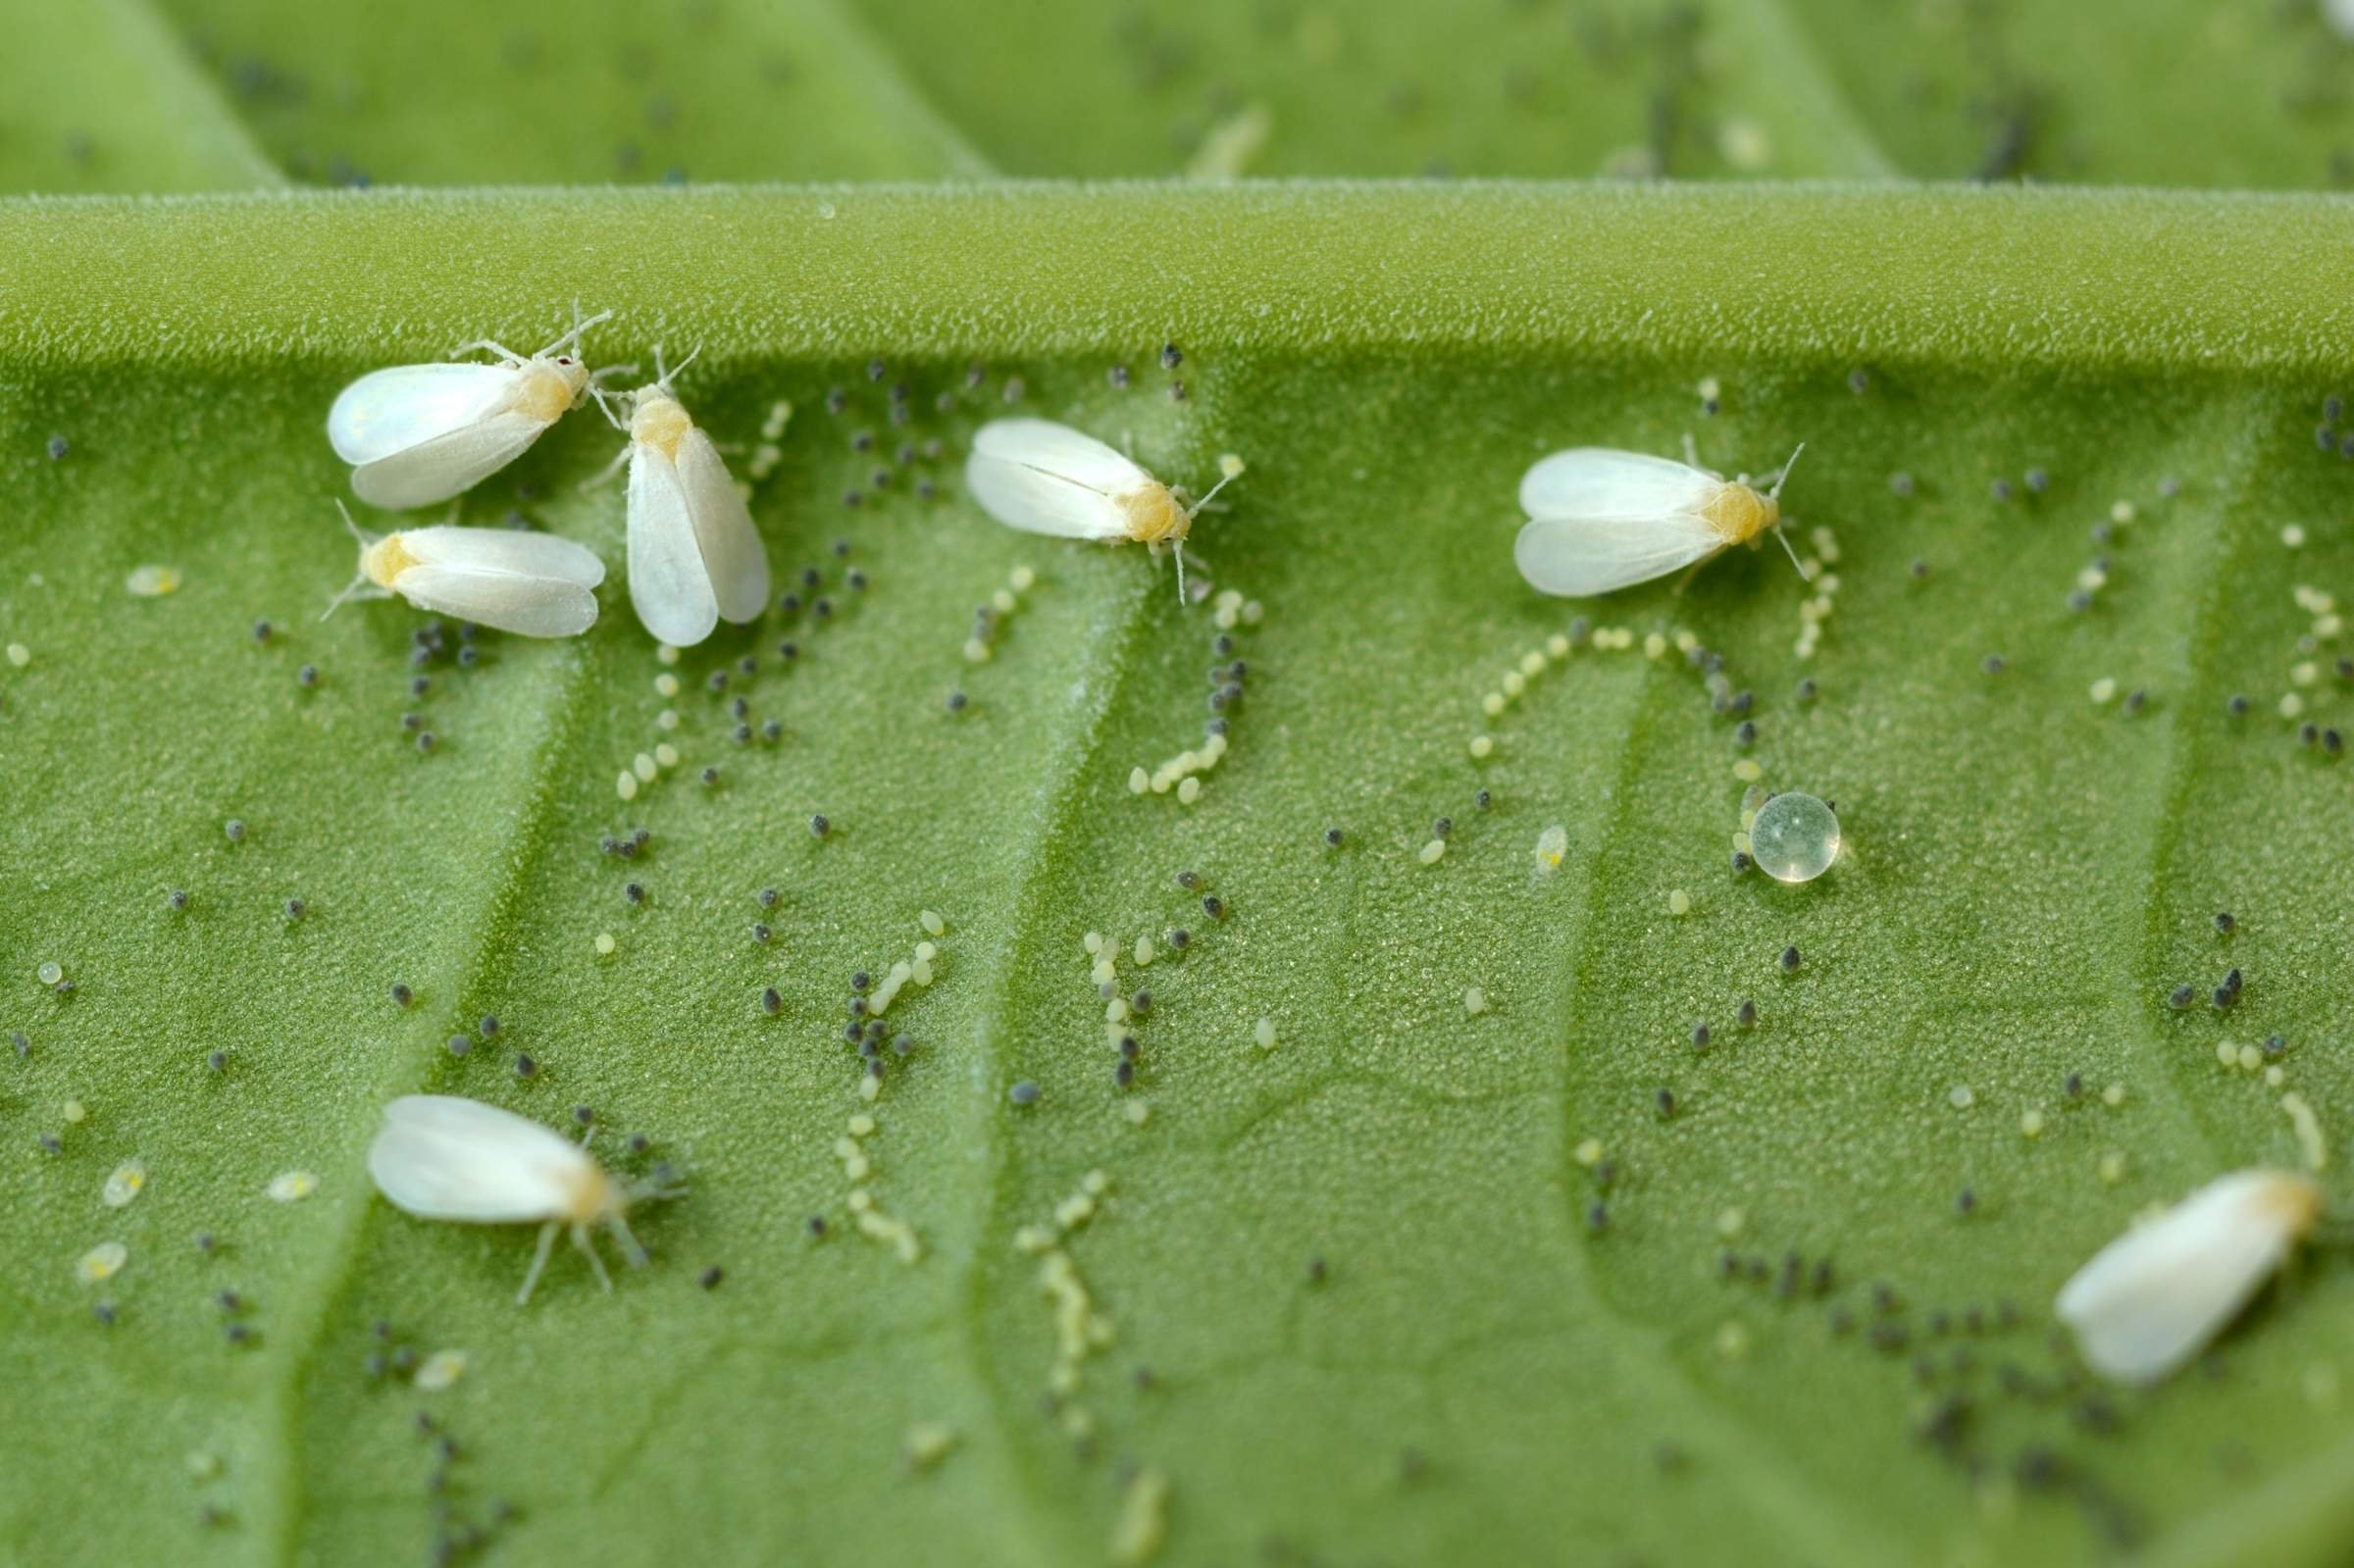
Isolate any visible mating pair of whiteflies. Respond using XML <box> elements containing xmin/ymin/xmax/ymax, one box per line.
<box><xmin>325</xmin><ymin>309</ymin><xmax>767</xmax><ymax>647</ymax></box>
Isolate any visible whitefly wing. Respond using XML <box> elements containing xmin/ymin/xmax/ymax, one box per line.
<box><xmin>626</xmin><ymin>446</ymin><xmax>721</xmax><ymax>646</ymax></box>
<box><xmin>329</xmin><ymin>363</ymin><xmax>524</xmax><ymax>466</ymax></box>
<box><xmin>2055</xmin><ymin>1170</ymin><xmax>2309</xmax><ymax>1385</ymax></box>
<box><xmin>400</xmin><ymin>526</ymin><xmax>605</xmax><ymax>587</ymax></box>
<box><xmin>965</xmin><ymin>418</ymin><xmax>1145</xmax><ymax>539</ymax></box>
<box><xmin>1518</xmin><ymin>447</ymin><xmax>1716</xmax><ymax>522</ymax></box>
<box><xmin>1512</xmin><ymin>512</ymin><xmax>1724</xmax><ymax>597</ymax></box>
<box><xmin>672</xmin><ymin>428</ymin><xmax>771</xmax><ymax>624</ymax></box>
<box><xmin>390</xmin><ymin>564</ymin><xmax>599</xmax><ymax>637</ymax></box>
<box><xmin>369</xmin><ymin>1094</ymin><xmax>591</xmax><ymax>1223</ymax></box>
<box><xmin>352</xmin><ymin>411</ymin><xmax>552</xmax><ymax>511</ymax></box>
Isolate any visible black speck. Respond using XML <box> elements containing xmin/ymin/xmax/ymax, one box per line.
<box><xmin>809</xmin><ymin>814</ymin><xmax>830</xmax><ymax>838</ymax></box>
<box><xmin>1778</xmin><ymin>945</ymin><xmax>1801</xmax><ymax>973</ymax></box>
<box><xmin>513</xmin><ymin>1053</ymin><xmax>537</xmax><ymax>1079</ymax></box>
<box><xmin>698</xmin><ymin>1265</ymin><xmax>724</xmax><ymax>1290</ymax></box>
<box><xmin>760</xmin><ymin>987</ymin><xmax>781</xmax><ymax>1017</ymax></box>
<box><xmin>1324</xmin><ymin>827</ymin><xmax>1345</xmax><ymax>847</ymax></box>
<box><xmin>2214</xmin><ymin>911</ymin><xmax>2234</xmax><ymax>936</ymax></box>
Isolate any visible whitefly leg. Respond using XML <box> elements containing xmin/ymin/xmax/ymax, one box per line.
<box><xmin>516</xmin><ymin>1219</ymin><xmax>559</xmax><ymax>1306</ymax></box>
<box><xmin>574</xmin><ymin>1224</ymin><xmax>615</xmax><ymax>1291</ymax></box>
<box><xmin>608</xmin><ymin>1213</ymin><xmax>651</xmax><ymax>1269</ymax></box>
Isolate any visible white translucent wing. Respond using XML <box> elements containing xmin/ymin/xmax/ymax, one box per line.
<box><xmin>368</xmin><ymin>1094</ymin><xmax>588</xmax><ymax>1223</ymax></box>
<box><xmin>2056</xmin><ymin>1172</ymin><xmax>2301</xmax><ymax>1385</ymax></box>
<box><xmin>965</xmin><ymin>419</ymin><xmax>1141</xmax><ymax>539</ymax></box>
<box><xmin>351</xmin><ymin>411</ymin><xmax>552</xmax><ymax>511</ymax></box>
<box><xmin>672</xmin><ymin>430</ymin><xmax>771</xmax><ymax>624</ymax></box>
<box><xmin>390</xmin><ymin>564</ymin><xmax>598</xmax><ymax>637</ymax></box>
<box><xmin>330</xmin><ymin>364</ymin><xmax>521</xmax><ymax>465</ymax></box>
<box><xmin>399</xmin><ymin>526</ymin><xmax>605</xmax><ymax>587</ymax></box>
<box><xmin>1519</xmin><ymin>448</ymin><xmax>1717</xmax><ymax>521</ymax></box>
<box><xmin>626</xmin><ymin>447</ymin><xmax>720</xmax><ymax>645</ymax></box>
<box><xmin>1513</xmin><ymin>514</ymin><xmax>1722</xmax><ymax>597</ymax></box>
<box><xmin>973</xmin><ymin>419</ymin><xmax>1141</xmax><ymax>490</ymax></box>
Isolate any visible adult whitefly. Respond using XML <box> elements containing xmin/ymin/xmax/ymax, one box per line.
<box><xmin>329</xmin><ymin>308</ymin><xmax>613</xmax><ymax>509</ymax></box>
<box><xmin>2055</xmin><ymin>1168</ymin><xmax>2323</xmax><ymax>1385</ymax></box>
<box><xmin>1515</xmin><ymin>437</ymin><xmax>1807</xmax><ymax>597</ymax></box>
<box><xmin>324</xmin><ymin>502</ymin><xmax>603</xmax><ymax>637</ymax></box>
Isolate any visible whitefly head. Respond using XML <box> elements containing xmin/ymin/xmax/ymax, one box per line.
<box><xmin>493</xmin><ymin>304</ymin><xmax>613</xmax><ymax>424</ymax></box>
<box><xmin>595</xmin><ymin>343</ymin><xmax>702</xmax><ymax>458</ymax></box>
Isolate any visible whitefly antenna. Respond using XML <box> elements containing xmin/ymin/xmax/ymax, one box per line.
<box><xmin>1765</xmin><ymin>442</ymin><xmax>1811</xmax><ymax>582</ymax></box>
<box><xmin>537</xmin><ymin>303</ymin><xmax>615</xmax><ymax>360</ymax></box>
<box><xmin>651</xmin><ymin>342</ymin><xmax>702</xmax><ymax>391</ymax></box>
<box><xmin>321</xmin><ymin>500</ymin><xmax>377</xmax><ymax>621</ymax></box>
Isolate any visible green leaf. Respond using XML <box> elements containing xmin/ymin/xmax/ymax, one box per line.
<box><xmin>4</xmin><ymin>184</ymin><xmax>2354</xmax><ymax>1567</ymax></box>
<box><xmin>0</xmin><ymin>0</ymin><xmax>282</xmax><ymax>193</ymax></box>
<box><xmin>13</xmin><ymin>0</ymin><xmax>2354</xmax><ymax>192</ymax></box>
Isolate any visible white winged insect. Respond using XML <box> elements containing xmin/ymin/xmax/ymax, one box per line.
<box><xmin>1514</xmin><ymin>436</ymin><xmax>1808</xmax><ymax>598</ymax></box>
<box><xmin>2055</xmin><ymin>1168</ymin><xmax>2324</xmax><ymax>1386</ymax></box>
<box><xmin>964</xmin><ymin>419</ymin><xmax>1235</xmax><ymax>601</ymax></box>
<box><xmin>324</xmin><ymin>501</ymin><xmax>604</xmax><ymax>636</ymax></box>
<box><xmin>367</xmin><ymin>1094</ymin><xmax>681</xmax><ymax>1305</ymax></box>
<box><xmin>589</xmin><ymin>347</ymin><xmax>771</xmax><ymax>647</ymax></box>
<box><xmin>329</xmin><ymin>307</ymin><xmax>614</xmax><ymax>510</ymax></box>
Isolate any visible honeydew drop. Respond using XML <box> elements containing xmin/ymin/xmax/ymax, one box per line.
<box><xmin>1747</xmin><ymin>791</ymin><xmax>1839</xmax><ymax>884</ymax></box>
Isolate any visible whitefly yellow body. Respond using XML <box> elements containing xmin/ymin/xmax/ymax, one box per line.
<box><xmin>368</xmin><ymin>1094</ymin><xmax>655</xmax><ymax>1305</ymax></box>
<box><xmin>964</xmin><ymin>419</ymin><xmax>1234</xmax><ymax>599</ymax></box>
<box><xmin>2055</xmin><ymin>1168</ymin><xmax>2323</xmax><ymax>1385</ymax></box>
<box><xmin>327</xmin><ymin>501</ymin><xmax>603</xmax><ymax>636</ymax></box>
<box><xmin>1514</xmin><ymin>441</ymin><xmax>1804</xmax><ymax>597</ymax></box>
<box><xmin>595</xmin><ymin>350</ymin><xmax>771</xmax><ymax>646</ymax></box>
<box><xmin>328</xmin><ymin>309</ymin><xmax>611</xmax><ymax>510</ymax></box>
